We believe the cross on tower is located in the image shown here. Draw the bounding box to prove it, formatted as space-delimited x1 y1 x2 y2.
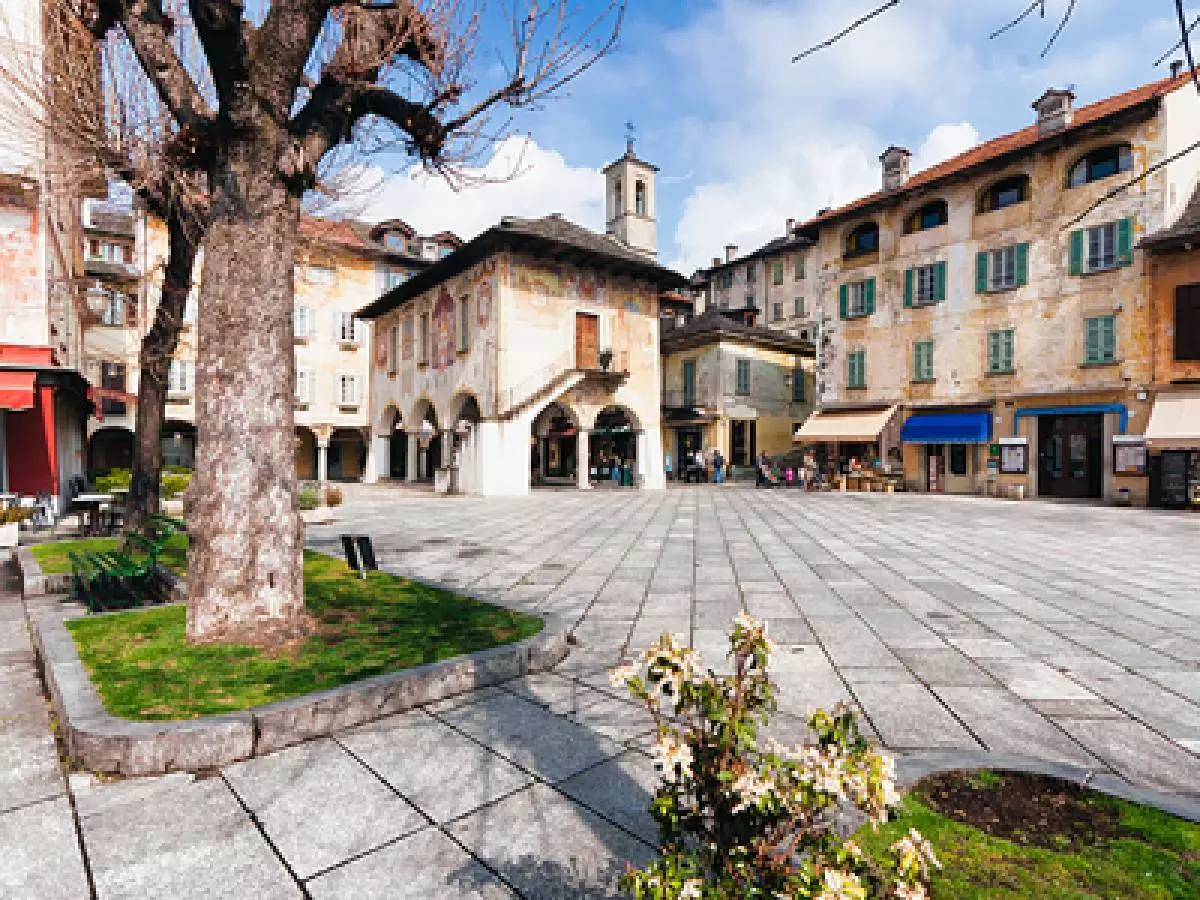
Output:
624 121 636 153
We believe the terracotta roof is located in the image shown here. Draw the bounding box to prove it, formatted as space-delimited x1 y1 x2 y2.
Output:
799 69 1195 231
660 309 813 355
1140 179 1200 249
298 216 372 250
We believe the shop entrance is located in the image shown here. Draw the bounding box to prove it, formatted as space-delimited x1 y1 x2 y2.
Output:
926 445 943 492
1037 414 1102 499
731 420 756 466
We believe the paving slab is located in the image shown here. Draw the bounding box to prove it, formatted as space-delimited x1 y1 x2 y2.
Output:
1055 718 1200 796
850 682 979 750
0 797 89 900
556 750 659 844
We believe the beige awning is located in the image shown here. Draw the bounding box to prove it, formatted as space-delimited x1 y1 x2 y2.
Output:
1144 393 1200 448
794 406 896 443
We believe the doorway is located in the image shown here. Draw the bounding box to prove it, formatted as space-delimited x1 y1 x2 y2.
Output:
575 313 599 370
1037 414 1102 499
926 445 943 492
731 420 757 466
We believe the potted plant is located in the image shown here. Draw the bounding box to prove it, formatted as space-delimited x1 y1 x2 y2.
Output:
0 507 32 548
598 348 613 371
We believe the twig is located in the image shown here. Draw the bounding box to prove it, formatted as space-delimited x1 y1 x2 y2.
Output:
1176 0 1200 93
989 0 1043 41
1063 136 1200 229
791 0 899 63
1153 12 1200 66
1040 0 1075 57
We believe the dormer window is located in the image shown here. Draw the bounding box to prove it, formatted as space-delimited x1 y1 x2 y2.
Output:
384 233 405 251
905 200 948 233
978 175 1030 213
1068 144 1133 188
844 222 879 257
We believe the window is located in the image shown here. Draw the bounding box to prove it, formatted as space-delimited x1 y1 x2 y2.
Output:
1084 315 1117 364
384 233 405 251
736 359 750 395
978 174 1030 213
387 325 398 375
336 312 360 344
794 296 805 318
772 260 784 285
772 301 783 321
294 368 315 403
838 278 875 319
745 294 755 310
949 444 968 477
905 200 948 233
905 262 945 307
614 179 622 212
100 362 126 416
682 359 696 405
635 180 647 216
847 350 866 389
88 240 126 262
912 340 934 382
293 305 314 340
167 359 192 395
745 262 757 282
845 222 879 256
1070 219 1132 274
457 294 469 353
794 255 805 280
100 291 124 326
791 369 805 402
719 271 733 290
987 329 1015 373
1175 285 1200 361
337 374 360 406
439 246 453 259
1068 144 1133 187
419 313 430 364
976 243 1028 292
382 266 406 290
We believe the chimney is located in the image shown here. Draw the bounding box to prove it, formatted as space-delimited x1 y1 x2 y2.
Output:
786 217 796 235
1171 60 1184 79
1032 88 1075 137
711 256 721 268
879 145 912 192
725 244 738 262
816 207 831 216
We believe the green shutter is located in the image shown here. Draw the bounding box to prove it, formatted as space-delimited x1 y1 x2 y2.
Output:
1069 229 1084 276
987 331 999 372
1002 330 1014 372
1085 317 1100 363
1102 315 1117 361
839 283 848 319
935 261 947 301
858 351 865 387
865 278 876 315
1117 217 1134 266
903 269 914 307
1015 243 1029 286
976 251 989 293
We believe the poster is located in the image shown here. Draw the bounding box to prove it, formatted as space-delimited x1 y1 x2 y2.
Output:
1000 444 1027 474
1113 443 1147 476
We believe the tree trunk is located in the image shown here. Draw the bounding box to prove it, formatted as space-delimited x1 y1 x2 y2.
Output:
185 140 308 645
126 211 199 530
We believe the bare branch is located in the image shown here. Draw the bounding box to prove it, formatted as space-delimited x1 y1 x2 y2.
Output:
989 0 1043 41
1176 0 1200 94
792 0 898 64
1039 0 1075 58
111 0 215 127
189 0 250 105
1154 11 1200 67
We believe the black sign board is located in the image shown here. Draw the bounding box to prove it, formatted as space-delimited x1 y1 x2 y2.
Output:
340 535 360 571
356 536 378 571
1161 451 1190 508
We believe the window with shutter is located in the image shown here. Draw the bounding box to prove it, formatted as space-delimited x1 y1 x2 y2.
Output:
987 329 1015 373
792 369 805 402
1084 315 1117 363
986 247 1017 290
457 295 470 352
772 301 783 321
848 351 866 389
794 296 805 318
736 359 750 395
794 255 805 280
913 264 938 306
1175 285 1200 360
772 261 784 285
913 341 934 382
1084 222 1119 272
682 360 696 405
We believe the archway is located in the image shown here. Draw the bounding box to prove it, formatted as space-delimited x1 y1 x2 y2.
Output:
295 427 318 480
410 399 441 481
162 421 196 469
89 427 133 473
329 428 366 481
531 402 579 486
386 408 407 480
591 405 640 486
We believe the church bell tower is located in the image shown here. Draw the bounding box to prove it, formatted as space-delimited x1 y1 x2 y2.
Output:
603 128 657 259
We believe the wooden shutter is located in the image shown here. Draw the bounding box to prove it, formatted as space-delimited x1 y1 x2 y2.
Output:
1175 285 1200 360
1101 316 1116 361
903 269 913 307
1015 243 1029 286
1069 230 1084 276
934 261 947 301
1117 217 1134 266
864 278 876 315
839 283 848 319
1001 330 1014 372
1085 317 1101 363
976 251 988 293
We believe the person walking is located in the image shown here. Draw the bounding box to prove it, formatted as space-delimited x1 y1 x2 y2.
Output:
713 448 726 484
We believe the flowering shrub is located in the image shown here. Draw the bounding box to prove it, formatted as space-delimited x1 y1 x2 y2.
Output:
614 613 939 899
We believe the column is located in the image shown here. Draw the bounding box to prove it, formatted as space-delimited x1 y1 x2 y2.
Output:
406 432 419 482
317 437 329 484
364 433 381 484
441 430 454 469
576 429 590 489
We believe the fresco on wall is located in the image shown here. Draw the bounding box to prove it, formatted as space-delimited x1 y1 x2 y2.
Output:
375 328 389 366
401 317 414 360
475 279 493 327
432 286 456 370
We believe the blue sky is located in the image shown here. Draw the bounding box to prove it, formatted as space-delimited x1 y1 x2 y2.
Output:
355 0 1190 272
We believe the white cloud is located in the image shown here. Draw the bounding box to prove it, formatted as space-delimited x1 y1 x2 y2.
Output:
912 123 981 173
343 136 605 241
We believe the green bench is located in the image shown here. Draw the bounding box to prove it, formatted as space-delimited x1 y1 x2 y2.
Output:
69 515 186 613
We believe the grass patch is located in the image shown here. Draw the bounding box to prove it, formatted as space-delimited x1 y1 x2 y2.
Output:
856 770 1200 898
66 551 543 720
31 534 189 576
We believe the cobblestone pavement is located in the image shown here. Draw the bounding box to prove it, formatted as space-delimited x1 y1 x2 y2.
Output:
13 486 1200 898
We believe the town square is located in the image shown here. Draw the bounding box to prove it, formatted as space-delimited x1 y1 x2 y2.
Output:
2 0 1200 896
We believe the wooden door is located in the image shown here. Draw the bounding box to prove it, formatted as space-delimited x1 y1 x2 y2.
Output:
575 313 599 369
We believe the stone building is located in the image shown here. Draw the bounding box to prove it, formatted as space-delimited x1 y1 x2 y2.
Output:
792 69 1200 503
358 212 685 496
661 309 814 472
1138 184 1200 508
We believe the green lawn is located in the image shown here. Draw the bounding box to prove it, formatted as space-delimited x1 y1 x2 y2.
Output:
858 774 1200 898
66 551 543 720
31 533 189 576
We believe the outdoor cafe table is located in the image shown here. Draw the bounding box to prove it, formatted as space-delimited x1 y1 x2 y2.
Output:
73 493 114 536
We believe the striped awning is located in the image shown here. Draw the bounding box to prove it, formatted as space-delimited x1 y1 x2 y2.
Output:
794 406 896 443
1145 393 1200 448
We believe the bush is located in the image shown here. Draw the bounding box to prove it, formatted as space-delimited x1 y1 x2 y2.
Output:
0 507 33 525
324 485 343 507
163 464 193 475
161 472 192 501
615 614 938 899
298 486 320 510
94 468 132 494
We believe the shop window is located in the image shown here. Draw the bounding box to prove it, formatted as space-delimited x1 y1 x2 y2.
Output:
1175 284 1200 360
1067 144 1133 188
949 443 968 476
978 174 1030 213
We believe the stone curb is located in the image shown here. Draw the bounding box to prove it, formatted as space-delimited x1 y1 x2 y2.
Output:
15 545 59 597
29 596 568 777
898 750 1200 823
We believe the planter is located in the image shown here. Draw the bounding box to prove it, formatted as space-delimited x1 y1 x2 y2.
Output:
0 522 18 548
1115 487 1132 507
1009 484 1025 501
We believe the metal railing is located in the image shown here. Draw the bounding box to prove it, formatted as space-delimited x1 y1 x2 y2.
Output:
498 348 575 417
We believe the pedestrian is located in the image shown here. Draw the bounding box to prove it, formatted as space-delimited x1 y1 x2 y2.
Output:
612 453 622 484
665 452 672 481
713 448 725 483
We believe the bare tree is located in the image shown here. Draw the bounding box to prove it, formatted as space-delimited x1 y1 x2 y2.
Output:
14 0 623 645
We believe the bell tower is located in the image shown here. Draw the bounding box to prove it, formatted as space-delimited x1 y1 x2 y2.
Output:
603 125 657 259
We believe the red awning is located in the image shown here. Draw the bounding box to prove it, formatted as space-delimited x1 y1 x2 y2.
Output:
0 371 36 411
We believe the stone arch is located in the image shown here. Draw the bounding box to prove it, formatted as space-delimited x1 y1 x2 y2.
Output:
588 404 642 486
377 403 403 437
294 426 318 481
329 427 367 481
410 396 440 431
449 390 483 428
88 426 134 472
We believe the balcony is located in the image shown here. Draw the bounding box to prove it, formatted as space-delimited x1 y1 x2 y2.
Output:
576 349 630 392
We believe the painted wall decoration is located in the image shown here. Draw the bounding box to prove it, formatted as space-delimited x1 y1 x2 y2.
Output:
375 329 389 366
432 286 456 370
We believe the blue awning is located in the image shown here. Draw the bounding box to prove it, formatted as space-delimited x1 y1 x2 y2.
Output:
901 412 992 444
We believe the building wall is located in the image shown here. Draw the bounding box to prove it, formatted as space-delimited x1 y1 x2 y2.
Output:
0 196 47 347
1147 250 1200 386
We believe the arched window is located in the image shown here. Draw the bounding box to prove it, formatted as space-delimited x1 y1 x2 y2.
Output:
635 180 647 216
905 200 948 234
844 222 879 257
1068 144 1133 188
978 175 1030 213
613 179 622 213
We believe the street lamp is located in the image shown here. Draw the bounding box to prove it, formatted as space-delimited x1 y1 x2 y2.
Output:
84 282 108 318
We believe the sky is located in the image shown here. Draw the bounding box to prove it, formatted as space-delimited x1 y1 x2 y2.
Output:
348 0 1190 274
